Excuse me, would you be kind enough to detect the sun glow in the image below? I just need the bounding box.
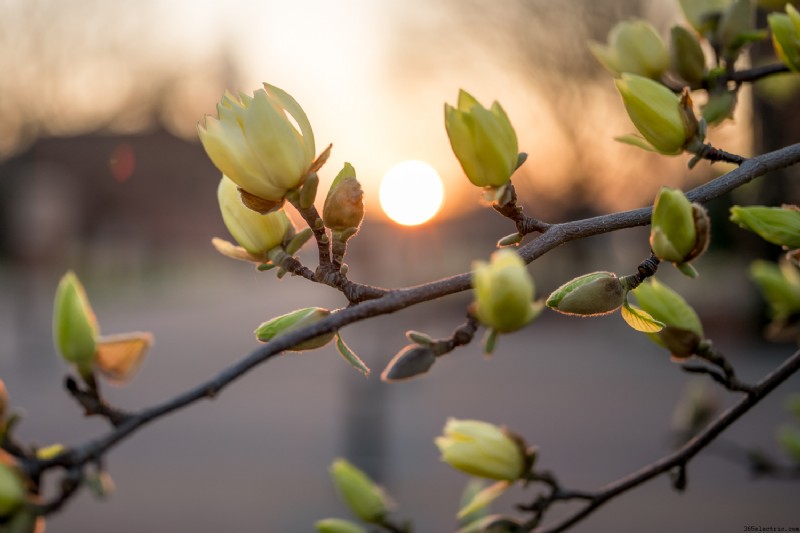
[379,160,445,226]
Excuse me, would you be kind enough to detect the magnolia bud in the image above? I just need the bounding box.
[53,271,98,376]
[702,90,737,125]
[217,176,291,258]
[650,187,710,270]
[633,278,704,357]
[381,345,437,382]
[615,74,699,155]
[255,307,335,351]
[769,5,800,72]
[670,26,706,86]
[589,20,669,79]
[323,163,365,232]
[445,90,519,188]
[472,250,540,333]
[678,0,732,35]
[717,0,755,61]
[198,84,316,202]
[730,205,800,249]
[329,459,389,523]
[777,425,800,463]
[0,460,24,517]
[749,259,800,323]
[546,271,625,316]
[314,518,368,533]
[435,418,527,481]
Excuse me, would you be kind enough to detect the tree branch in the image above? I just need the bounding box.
[21,142,800,513]
[529,347,800,533]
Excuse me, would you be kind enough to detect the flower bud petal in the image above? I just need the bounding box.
[615,74,695,155]
[199,84,316,202]
[94,332,153,384]
[749,259,800,323]
[670,26,707,85]
[679,0,733,34]
[769,5,800,72]
[315,518,368,533]
[255,307,335,351]
[217,176,291,258]
[546,271,625,316]
[53,271,98,374]
[590,20,669,79]
[445,90,519,188]
[717,0,755,60]
[472,250,538,332]
[730,205,800,249]
[323,163,365,232]
[435,418,526,481]
[329,459,389,523]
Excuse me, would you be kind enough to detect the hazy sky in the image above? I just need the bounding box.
[0,0,752,219]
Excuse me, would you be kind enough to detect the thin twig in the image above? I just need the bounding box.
[529,348,800,533]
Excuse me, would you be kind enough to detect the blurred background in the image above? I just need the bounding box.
[1,0,799,531]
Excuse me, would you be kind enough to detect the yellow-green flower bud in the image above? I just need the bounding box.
[670,26,707,86]
[615,74,699,155]
[702,90,737,125]
[435,418,526,481]
[730,205,800,249]
[589,20,669,79]
[633,278,703,357]
[749,259,800,322]
[445,90,519,188]
[329,459,389,523]
[198,84,316,202]
[717,0,755,60]
[777,425,800,463]
[769,5,800,72]
[546,271,626,316]
[323,163,365,232]
[679,0,733,34]
[0,461,24,517]
[53,271,98,376]
[315,518,368,533]
[472,250,539,333]
[651,187,710,269]
[217,176,291,258]
[255,307,335,351]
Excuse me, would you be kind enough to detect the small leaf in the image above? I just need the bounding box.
[621,301,665,333]
[457,480,510,519]
[615,134,659,152]
[405,330,435,346]
[94,332,153,384]
[336,334,370,377]
[381,345,436,382]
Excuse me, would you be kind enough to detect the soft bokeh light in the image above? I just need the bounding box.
[379,160,444,226]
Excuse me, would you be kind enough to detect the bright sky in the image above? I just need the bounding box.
[0,0,752,222]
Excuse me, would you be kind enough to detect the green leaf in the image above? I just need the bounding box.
[621,301,665,333]
[335,333,370,377]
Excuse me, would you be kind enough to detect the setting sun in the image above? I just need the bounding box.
[379,160,444,226]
